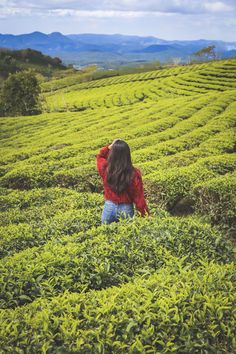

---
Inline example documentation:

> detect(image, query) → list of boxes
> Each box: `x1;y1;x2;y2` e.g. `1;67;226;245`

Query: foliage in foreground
0;215;234;309
0;260;235;353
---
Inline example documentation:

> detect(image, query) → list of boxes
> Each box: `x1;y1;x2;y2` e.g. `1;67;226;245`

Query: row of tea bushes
129;92;232;151
0;187;102;212
133;100;236;163
42;60;211;94
137;123;236;173
0;260;235;353
1;62;235;165
41;68;97;93
0;187;166;259
0;207;101;259
1;91;231;173
194;171;236;230
0;100;159;165
0;188;104;258
0;216;234;309
179;72;236;90
0;91;231;165
43;59;236;112
145;153;236;211
0;163;102;191
1;93;234;193
0;188;104;220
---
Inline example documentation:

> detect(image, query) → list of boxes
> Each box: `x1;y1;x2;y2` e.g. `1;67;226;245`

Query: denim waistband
105;199;133;206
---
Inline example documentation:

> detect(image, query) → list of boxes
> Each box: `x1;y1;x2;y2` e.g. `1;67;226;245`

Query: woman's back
96;141;149;222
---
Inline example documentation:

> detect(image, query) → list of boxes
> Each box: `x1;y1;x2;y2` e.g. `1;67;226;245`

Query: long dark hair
106;140;134;194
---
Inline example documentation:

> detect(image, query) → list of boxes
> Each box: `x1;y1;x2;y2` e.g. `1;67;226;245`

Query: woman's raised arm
96;144;110;178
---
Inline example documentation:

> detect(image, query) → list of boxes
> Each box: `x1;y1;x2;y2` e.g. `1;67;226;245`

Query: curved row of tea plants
43;58;236;112
0;215;234;309
0;188;104;258
0;259;235;353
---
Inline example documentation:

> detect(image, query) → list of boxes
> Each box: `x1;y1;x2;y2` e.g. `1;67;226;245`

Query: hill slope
0;58;235;353
0;47;67;81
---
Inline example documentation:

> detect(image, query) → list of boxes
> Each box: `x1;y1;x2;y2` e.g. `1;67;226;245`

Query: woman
96;139;150;224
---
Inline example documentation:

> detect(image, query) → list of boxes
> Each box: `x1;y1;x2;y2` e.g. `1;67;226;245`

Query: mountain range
0;32;235;68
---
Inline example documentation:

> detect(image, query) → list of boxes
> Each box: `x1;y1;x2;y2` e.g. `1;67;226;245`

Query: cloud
204;1;233;12
48;9;173;18
1;0;235;17
1;0;235;42
0;6;32;18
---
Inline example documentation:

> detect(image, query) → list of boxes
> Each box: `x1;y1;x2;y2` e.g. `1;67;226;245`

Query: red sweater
96;144;149;217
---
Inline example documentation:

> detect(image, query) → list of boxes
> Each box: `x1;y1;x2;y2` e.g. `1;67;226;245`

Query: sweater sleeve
96;144;110;178
132;169;150;217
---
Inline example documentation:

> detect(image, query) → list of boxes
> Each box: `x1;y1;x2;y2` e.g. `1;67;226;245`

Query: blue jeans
101;200;134;225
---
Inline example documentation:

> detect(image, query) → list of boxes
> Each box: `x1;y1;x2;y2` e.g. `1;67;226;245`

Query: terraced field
0;58;236;353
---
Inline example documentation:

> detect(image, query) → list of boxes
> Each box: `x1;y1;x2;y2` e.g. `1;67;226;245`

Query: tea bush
0;216;234;309
193;171;236;230
0;188;104;257
0;260;235;353
145;153;236;212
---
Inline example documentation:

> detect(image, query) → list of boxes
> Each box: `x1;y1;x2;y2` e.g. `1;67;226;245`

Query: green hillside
0;58;235;353
0;48;70;81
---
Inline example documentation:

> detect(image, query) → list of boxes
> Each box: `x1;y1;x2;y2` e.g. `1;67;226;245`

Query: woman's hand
108;139;120;150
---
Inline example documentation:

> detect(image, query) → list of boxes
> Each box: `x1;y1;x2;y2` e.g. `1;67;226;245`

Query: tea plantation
0;58;235;353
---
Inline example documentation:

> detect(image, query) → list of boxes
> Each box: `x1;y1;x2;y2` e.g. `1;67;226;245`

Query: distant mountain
136;44;175;53
224;50;236;57
0;31;75;52
68;33;167;45
0;32;167;53
0;32;235;67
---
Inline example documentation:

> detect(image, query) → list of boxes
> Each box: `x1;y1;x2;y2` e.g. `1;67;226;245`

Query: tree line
0;48;65;79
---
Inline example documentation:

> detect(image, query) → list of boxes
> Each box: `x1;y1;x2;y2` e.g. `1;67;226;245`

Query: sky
0;0;236;41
